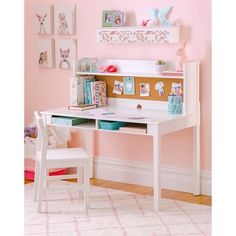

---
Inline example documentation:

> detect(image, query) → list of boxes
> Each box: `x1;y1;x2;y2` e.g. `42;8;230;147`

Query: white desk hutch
41;57;200;212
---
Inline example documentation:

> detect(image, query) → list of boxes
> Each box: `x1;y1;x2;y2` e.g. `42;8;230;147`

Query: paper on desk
127;116;147;120
88;108;107;116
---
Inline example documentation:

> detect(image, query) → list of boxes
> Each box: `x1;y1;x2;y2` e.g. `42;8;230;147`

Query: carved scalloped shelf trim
97;26;180;44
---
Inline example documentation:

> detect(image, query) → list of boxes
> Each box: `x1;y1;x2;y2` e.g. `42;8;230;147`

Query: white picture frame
54;4;76;35
34;4;53;35
55;39;77;69
35;39;54;68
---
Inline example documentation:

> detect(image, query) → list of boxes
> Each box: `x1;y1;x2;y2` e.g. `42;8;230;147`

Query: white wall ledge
97;26;180;44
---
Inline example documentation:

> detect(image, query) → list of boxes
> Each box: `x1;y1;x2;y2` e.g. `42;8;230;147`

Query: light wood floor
25;178;211;206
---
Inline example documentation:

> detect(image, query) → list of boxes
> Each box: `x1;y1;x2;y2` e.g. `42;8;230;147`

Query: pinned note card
113;80;124;95
123;77;135;95
171;83;182;96
140;83;150;97
155;81;165;96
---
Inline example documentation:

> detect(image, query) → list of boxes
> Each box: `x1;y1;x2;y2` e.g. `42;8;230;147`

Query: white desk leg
85;130;94;178
150;125;161;212
193;124;200;195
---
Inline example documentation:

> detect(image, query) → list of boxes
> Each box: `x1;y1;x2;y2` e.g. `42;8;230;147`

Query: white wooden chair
33;111;90;213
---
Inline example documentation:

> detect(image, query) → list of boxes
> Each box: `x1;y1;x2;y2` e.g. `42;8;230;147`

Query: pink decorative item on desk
176;41;187;72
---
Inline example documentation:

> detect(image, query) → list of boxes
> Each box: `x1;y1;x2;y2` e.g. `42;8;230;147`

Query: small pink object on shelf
175;41;187;72
142;19;150;26
98;65;107;73
107;65;117;72
99;64;118;73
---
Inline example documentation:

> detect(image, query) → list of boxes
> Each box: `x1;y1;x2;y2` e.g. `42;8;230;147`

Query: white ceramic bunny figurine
176;41;187;72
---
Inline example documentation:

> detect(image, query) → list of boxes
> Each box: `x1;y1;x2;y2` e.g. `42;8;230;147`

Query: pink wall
25;0;211;170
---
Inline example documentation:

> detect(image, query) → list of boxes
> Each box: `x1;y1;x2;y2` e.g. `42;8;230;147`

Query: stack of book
68;104;97;111
70;76;107;108
70;76;95;106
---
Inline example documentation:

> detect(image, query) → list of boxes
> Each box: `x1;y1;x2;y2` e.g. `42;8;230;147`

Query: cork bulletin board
95;75;184;101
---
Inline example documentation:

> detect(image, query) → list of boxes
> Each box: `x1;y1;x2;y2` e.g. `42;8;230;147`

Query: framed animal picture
34;4;53;35
112;11;125;27
35;39;54;68
54;4;76;35
102;10;115;27
55;39;77;69
102;10;125;27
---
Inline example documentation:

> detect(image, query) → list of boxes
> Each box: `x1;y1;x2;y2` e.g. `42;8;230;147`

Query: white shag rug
25;182;211;236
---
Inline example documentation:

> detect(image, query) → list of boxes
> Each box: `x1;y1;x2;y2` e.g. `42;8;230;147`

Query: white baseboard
93;157;211;196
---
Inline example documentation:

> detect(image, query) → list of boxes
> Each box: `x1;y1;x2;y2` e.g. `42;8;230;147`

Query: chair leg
83;163;90;210
37;165;45;213
33;159;40;202
44;169;49;188
77;167;83;184
77;167;83;199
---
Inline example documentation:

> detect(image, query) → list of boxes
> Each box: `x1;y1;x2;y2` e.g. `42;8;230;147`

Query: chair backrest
34;111;48;163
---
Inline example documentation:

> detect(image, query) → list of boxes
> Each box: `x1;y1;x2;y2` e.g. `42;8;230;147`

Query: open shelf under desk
97;120;149;135
49;121;96;130
49;122;151;135
96;128;152;136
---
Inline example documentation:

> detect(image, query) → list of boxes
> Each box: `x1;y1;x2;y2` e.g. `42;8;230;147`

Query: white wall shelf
97;26;180;44
76;71;183;79
74;59;183;79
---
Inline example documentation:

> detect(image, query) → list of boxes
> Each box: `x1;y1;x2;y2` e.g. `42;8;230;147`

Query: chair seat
38;148;90;169
46;147;90;160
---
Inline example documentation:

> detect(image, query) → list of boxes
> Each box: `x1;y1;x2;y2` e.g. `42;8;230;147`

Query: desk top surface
41;106;187;125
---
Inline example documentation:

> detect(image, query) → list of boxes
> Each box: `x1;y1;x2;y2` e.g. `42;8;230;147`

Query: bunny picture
58;12;69;35
176;41;187;72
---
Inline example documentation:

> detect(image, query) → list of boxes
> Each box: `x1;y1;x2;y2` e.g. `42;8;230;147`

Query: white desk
41;105;200;211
